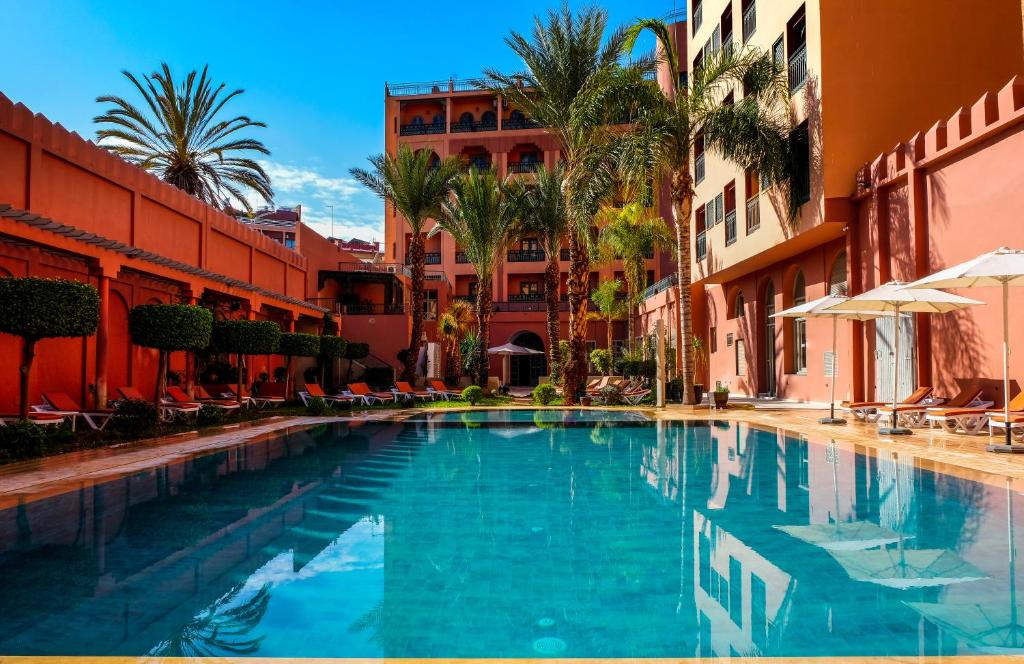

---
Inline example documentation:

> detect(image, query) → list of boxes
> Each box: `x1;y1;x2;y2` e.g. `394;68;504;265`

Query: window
797;435;809;488
694;133;706;184
787;5;808;92
736;338;746;376
715;193;724;225
520;281;539;295
751;575;767;649
742;0;756;42
481;110;496;128
423;290;438;320
724;182;737;246
521;237;540;251
772;35;785;67
729;557;743;627
744;169;761;233
696;206;708;259
693;0;703;32
709;326;718;353
790;120;811;205
720;3;733;52
734;291;745;319
829;251;848;295
792;271;807;374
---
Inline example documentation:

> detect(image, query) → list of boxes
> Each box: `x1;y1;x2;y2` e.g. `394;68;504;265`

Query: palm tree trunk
406;232;426;382
606;315;613;352
565;233;590;405
543;257;561;377
672;168;696;404
476;280;493;388
155;350;169;408
19;338;36;420
626;283;634;353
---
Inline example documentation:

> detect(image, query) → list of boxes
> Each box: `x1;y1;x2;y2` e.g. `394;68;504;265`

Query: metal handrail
725;210;737;246
742;2;756;42
455;251;470;264
746;194;760;233
639;273;679;302
695;153;706;184
507;249;546;262
335;262;410;277
451;119;498;133
509;293;545;302
788;43;808;93
508;162;540;174
696;231;707;259
399;122;445;136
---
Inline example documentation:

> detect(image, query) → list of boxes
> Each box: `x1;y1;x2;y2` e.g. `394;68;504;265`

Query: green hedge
320;335;348;359
0;277;99;340
278;332;320;358
212;319;281;355
129;303;213;351
343;341;370;361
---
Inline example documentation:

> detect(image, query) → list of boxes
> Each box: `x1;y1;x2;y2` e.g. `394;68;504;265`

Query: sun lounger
194;385;242;412
989;413;1024;439
0;411;68;426
348;382;397;404
38;391;114;431
428;380;460;400
844;386;935;422
116;386;199;422
160;386;204;421
395;381;435;401
300;383;354;408
251;382;286;408
879;386;986;429
927;391;1024;434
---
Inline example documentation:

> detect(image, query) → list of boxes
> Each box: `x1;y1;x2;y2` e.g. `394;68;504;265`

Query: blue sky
0;0;679;241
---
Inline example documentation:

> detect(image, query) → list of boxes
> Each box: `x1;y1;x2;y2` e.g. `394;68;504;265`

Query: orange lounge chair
168;386;240;415
251;382;287;408
195;385;243;412
989;412;1024;438
880;385;986;429
0;411;67;426
428;380;460;400
927;390;1024;434
39;391;114;431
395;381;436;401
348;382;397;404
843;386;935;422
300;383;354;408
117;386;199;422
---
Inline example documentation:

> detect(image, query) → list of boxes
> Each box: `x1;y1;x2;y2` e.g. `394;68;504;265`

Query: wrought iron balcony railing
405;252;441;265
308;301;407;315
399;122;446;136
335;262;410;277
695;153;706;184
503;117;542;130
508;161;540;174
696;231;707;260
639;273;678;302
451;120;498;133
455;251;470;264
746;194;760;233
509;293;545;303
742;2;756;42
454;294;477;304
725;210;737;246
559;248;570;261
789;43;808;93
507;249;546;262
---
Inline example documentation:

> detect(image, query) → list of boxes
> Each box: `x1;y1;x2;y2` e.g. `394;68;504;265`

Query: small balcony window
742;0;756;42
786;6;808;93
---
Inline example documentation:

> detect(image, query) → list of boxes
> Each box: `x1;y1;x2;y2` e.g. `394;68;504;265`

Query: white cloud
260;160;361;199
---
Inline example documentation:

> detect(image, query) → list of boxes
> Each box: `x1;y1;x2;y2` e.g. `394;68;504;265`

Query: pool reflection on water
0;414;1019;658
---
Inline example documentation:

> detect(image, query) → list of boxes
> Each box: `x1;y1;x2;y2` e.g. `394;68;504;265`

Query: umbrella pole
882;306;911;435
820;317;846;424
991;280;1021;452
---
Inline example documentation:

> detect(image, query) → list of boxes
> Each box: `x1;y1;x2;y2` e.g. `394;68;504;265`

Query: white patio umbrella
901;247;1024;452
826;282;982;435
488;342;543;385
773;295;897;425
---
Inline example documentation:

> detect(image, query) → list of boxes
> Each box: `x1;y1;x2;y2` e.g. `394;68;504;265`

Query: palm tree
430;168;522;387
596;202;675;351
94;64;273;210
151;584;271;657
351;145;463;381
511;163;569;379
622;21;795;404
485;4;649;403
437;299;474;382
590;278;628;352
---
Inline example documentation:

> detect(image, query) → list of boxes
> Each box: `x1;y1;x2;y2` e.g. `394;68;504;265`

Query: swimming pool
0;411;1019;658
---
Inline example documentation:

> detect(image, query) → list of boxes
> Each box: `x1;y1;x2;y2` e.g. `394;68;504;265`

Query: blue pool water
0;411;1020;658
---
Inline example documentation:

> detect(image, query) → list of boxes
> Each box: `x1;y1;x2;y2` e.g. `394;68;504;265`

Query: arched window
431;113;444;127
459;111;475;126
829;251;848;296
481;110;496;128
792;271;807;373
734;291;746;319
410;115;424;126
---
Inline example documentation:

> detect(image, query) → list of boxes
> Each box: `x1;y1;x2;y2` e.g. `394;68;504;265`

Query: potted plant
713;384;730;408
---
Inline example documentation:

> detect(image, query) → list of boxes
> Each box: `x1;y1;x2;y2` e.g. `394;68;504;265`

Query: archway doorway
762;281;777;397
509;331;547;386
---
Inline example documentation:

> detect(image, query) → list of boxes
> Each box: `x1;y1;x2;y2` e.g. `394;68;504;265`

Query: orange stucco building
637;0;1024;405
0;93;366;412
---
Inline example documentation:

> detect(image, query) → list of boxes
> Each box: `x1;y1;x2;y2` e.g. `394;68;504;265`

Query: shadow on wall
768;75;825;240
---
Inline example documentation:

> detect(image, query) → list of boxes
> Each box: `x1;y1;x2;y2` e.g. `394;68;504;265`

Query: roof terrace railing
335;261;411;278
640;273;679;302
387;77;490;97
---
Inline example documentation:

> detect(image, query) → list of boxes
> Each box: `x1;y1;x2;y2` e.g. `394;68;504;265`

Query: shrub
460;330;482;384
462;385;484;405
197;404;223;426
363;366;395;389
320;335;348;359
0;420;50;463
533;382;558;406
0;277;100;418
212;320;282;401
589;348;613;376
597;384;624;406
111;399;159;436
129;303;213;405
306;396;328;416
278;332;320;359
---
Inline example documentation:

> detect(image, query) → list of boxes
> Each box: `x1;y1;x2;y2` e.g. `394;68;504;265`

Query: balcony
509;293;545;303
455;251;471;264
742;2;756;42
640;273;678;301
503;117;541;131
308;300;407;316
463;158;492;172
336;261;410;277
406;252;441;265
507;249;546;262
493;300;547;313
696;231;707;260
454;294;476;304
695;153;706;184
725;210;737;246
451;119;497;134
788;43;808;93
400;121;445;137
508;161;540;174
746;194;760;233
559;248;570;261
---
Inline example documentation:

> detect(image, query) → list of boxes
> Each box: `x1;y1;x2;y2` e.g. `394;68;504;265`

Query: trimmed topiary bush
212;320;282;402
319;335;348;389
533;382;558;405
129;303;213;406
278;332;320;399
462;385;483;405
589;348;613;376
0;277;100;419
306;396;328;416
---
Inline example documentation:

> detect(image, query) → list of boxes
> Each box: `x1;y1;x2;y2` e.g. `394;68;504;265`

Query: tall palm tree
622;21;795;404
590;278;628;352
351;145;463;381
596;202;675;351
94;64;273;210
430;168;522;387
511;163;569;379
485;4;649;403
